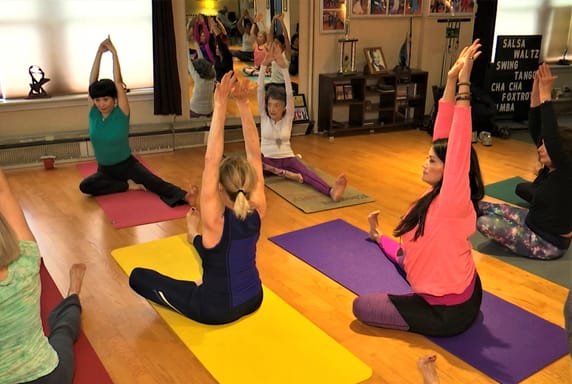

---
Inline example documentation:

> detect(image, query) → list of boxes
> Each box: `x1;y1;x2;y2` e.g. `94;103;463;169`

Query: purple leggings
476;201;564;260
262;156;331;196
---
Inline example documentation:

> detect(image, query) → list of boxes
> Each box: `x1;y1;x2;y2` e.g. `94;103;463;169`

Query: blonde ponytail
233;190;251;220
219;156;257;220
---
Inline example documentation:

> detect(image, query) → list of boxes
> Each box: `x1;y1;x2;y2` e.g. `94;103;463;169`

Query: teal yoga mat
484;176;530;207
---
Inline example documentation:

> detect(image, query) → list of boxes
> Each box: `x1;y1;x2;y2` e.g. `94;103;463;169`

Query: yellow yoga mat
112;235;372;384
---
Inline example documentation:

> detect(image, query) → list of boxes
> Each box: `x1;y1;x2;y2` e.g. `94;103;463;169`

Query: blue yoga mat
269;219;569;384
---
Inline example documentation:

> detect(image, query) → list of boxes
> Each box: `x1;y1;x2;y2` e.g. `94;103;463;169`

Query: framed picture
293;94;310;123
343;84;353;100
335;84;345;100
321;0;346;34
364;47;387;74
350;0;423;17
293;94;306;108
429;0;476;16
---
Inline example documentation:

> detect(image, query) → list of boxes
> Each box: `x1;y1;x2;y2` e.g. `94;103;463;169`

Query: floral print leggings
476;201;565;260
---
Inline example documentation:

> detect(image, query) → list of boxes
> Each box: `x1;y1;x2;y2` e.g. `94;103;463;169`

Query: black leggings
389;275;483;337
129;268;263;325
79;155;187;207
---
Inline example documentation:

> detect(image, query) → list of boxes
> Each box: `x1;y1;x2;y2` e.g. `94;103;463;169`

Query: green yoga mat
264;168;375;213
484;176;530;207
470;232;571;287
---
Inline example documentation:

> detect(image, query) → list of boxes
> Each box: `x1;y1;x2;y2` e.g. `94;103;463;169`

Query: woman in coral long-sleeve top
353;40;485;337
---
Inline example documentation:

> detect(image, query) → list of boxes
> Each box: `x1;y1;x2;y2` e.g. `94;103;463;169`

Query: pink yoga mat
76;161;189;228
40;260;113;383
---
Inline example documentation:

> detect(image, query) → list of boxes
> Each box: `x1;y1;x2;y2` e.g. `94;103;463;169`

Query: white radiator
0;122;309;168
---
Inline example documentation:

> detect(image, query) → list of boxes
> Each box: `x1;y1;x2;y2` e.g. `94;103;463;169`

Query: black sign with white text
488;35;542;121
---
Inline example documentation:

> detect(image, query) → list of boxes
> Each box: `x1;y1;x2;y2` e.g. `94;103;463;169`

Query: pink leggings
262;156;331;196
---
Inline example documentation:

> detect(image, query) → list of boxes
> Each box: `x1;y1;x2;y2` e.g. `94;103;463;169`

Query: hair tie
237;189;245;195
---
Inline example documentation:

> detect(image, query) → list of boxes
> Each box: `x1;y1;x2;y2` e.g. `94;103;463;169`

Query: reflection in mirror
185;0;300;119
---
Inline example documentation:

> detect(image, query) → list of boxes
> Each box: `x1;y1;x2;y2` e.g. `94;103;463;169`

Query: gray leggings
24;295;82;384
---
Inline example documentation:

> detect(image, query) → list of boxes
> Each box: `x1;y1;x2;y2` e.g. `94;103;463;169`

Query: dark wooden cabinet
318;70;428;136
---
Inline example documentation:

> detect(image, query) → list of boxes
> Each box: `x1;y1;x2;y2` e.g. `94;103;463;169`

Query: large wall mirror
185;0;301;118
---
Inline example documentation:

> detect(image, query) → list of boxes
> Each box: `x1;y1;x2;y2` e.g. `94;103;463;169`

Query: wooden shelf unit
318;70;428;136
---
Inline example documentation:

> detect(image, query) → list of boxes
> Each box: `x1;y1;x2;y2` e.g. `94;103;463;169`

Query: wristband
455;94;471;101
457;82;471;87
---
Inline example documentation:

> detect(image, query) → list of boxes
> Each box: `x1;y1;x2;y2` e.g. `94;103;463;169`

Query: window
494;0;572;62
0;0;152;99
544;4;572;61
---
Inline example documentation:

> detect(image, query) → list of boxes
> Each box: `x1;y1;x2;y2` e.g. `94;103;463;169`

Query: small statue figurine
27;65;51;99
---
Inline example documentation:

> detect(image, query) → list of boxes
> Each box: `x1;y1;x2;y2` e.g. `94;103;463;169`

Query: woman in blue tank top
129;71;267;324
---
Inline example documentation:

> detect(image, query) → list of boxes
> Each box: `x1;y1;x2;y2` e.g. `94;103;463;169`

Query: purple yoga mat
269;219;569;384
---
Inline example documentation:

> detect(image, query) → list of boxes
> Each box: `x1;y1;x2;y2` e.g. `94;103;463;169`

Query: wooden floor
5;129;572;383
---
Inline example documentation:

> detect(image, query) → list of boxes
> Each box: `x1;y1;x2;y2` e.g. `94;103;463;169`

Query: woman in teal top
80;37;196;207
0;166;86;384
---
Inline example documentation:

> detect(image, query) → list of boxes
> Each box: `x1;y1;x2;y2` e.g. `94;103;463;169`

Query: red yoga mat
76;161;189;228
40;260;113;383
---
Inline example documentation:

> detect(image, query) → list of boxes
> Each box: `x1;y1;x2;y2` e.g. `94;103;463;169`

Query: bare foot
417;355;440;384
330;173;347;202
185;185;199;206
127;179;146;191
368;210;381;242
285;170;304;183
67;263;86;297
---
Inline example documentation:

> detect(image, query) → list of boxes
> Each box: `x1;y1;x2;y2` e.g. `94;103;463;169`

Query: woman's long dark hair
393;139;484;240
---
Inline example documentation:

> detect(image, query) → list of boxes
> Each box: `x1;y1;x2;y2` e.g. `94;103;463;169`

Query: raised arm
253;12;266;44
232;80;266;218
537;63;572;170
237;10;251;34
257;44;274;112
528;68;543;145
274;47;294;120
249;21;260;46
88;41;106;107
275;14;291;61
268;15;277;46
199;72;236;245
439;40;481;215
193;15;209;44
433;40;479;140
210;16;227;38
103;38;129;116
0;168;34;242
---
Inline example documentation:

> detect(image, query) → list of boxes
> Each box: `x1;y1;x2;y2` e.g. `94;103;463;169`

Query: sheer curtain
0;0;152;99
